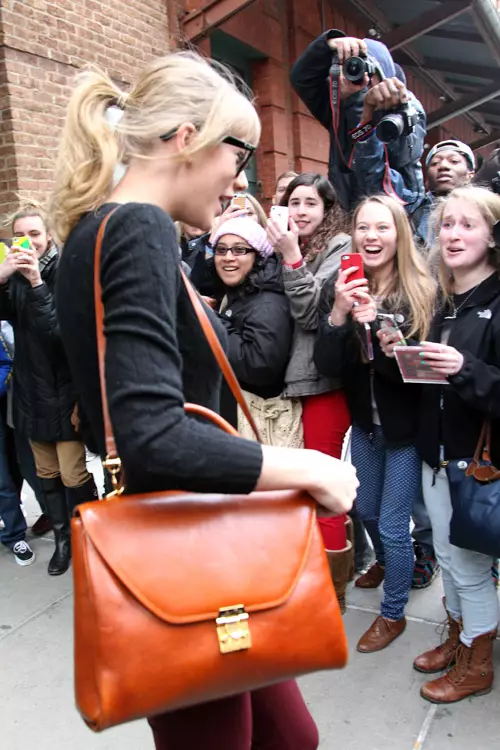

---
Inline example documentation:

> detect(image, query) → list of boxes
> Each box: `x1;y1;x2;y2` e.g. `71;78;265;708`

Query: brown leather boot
326;541;354;615
413;612;461;674
345;518;355;582
421;629;497;704
355;561;385;589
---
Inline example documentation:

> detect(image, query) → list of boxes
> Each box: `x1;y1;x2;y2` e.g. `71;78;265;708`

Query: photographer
291;30;426;214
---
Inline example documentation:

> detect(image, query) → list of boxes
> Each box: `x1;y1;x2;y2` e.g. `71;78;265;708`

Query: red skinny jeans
302;391;351;551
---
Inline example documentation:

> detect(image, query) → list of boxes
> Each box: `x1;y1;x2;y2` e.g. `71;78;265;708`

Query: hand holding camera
330;267;371;326
362;77;408;118
266;215;301;265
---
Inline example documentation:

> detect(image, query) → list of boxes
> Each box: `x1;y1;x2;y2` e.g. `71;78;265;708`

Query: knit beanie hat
364;38;396;80
212;217;274;258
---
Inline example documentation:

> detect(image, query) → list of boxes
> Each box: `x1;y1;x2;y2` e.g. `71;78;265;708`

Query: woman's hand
329;268;370;326
311;455;359;516
419;341;464;377
11;248;42;288
209;204;249;243
352;295;377;325
0;250;18;285
376;328;404;359
266;216;302;265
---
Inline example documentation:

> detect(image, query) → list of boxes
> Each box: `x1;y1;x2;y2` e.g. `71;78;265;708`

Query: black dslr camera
342;52;418;144
376;103;419;144
343;53;381;85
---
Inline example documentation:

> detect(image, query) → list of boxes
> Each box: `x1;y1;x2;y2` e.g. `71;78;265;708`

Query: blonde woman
414;186;500;704
315;195;436;653
50;52;357;749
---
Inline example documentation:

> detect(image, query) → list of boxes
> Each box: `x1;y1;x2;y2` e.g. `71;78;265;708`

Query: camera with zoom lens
375;103;418;144
342;53;381;85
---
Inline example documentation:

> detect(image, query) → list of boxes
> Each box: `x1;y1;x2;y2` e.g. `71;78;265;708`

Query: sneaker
12;540;35;567
412;544;440;589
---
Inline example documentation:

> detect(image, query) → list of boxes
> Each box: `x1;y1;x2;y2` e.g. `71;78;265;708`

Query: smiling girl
267;173;354;611
414;186;500;705
315;194;436;652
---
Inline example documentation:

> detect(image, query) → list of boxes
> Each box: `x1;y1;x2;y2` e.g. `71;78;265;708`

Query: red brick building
1;0;499;219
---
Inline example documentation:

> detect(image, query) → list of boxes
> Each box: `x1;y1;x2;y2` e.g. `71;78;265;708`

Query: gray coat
282;233;351;398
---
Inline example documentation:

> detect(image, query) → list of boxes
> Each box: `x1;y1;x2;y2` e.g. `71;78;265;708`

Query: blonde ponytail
50;70;125;242
51;51;260;243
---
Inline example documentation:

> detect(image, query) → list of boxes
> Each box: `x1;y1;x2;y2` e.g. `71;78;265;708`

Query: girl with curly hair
267;173;354;612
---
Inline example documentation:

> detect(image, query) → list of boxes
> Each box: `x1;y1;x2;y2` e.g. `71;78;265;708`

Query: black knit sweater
56;203;263;495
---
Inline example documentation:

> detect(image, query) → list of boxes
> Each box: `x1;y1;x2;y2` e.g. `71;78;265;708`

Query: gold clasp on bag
102;456;125;498
216;605;252;654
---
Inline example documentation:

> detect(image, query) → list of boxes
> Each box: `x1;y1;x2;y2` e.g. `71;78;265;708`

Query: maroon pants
303;391;351;551
148;680;319;750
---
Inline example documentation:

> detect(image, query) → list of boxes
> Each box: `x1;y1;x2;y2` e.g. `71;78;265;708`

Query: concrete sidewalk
1;469;499;750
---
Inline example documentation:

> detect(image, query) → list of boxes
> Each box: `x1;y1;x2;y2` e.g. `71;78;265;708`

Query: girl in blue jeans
315;195;436;653
414;186;500;704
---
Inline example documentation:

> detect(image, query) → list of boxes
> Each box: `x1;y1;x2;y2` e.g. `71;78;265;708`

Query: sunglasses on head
213;245;254;256
159;131;255;177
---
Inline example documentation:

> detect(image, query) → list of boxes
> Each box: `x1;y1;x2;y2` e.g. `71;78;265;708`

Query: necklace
443;283;480;320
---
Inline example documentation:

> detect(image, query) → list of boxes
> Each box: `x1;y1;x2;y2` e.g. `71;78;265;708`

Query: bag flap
75;490;316;625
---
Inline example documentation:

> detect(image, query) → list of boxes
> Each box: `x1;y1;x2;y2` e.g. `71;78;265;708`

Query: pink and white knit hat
212;217;274;258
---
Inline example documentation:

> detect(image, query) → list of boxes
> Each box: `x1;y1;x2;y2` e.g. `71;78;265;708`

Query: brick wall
0;0;170;219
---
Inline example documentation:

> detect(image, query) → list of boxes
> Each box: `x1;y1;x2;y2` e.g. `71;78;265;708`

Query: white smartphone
270;205;289;233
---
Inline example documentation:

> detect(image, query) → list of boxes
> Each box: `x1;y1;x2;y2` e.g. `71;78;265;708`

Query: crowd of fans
1;28;500;739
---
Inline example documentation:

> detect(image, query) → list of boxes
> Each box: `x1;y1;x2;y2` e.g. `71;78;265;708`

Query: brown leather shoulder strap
94;207;120;459
94;209;261;462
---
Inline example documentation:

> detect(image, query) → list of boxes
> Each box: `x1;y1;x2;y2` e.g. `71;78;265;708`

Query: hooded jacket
218;255;293;426
283;232;351;398
0;247;79;442
290;29;426;214
417;273;500;469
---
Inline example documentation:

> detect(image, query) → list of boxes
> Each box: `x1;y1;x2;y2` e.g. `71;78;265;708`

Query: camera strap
328;58;355;170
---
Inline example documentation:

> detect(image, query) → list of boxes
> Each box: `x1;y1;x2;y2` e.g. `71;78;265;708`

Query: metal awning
342;0;500;150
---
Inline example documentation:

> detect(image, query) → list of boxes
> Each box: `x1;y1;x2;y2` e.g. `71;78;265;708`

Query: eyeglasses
158;131;255;176
213;245;254;256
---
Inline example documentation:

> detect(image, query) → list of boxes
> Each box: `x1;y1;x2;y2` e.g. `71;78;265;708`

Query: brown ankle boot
345;518;355;582
326;541;354;615
413;613;461;674
355;561;385;589
421;629;497;704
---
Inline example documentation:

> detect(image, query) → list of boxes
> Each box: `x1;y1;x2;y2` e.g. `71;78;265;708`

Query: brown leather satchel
72;209;348;732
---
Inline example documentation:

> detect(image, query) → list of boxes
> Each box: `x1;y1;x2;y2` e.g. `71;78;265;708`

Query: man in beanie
414;140;476;248
291;30;426;213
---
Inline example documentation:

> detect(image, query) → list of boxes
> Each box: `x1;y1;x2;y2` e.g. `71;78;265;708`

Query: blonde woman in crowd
50;51;357;749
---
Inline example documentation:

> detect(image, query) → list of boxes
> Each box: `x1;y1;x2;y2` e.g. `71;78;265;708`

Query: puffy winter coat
218;255;293;427
0;247;79;442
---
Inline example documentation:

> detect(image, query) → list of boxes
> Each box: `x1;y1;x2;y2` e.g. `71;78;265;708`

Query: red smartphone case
340;253;364;282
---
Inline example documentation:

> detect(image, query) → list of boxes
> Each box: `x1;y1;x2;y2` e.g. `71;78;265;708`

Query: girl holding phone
267;173;355;612
314;195;436;652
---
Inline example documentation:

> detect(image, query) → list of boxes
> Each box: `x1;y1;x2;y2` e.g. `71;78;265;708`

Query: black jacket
219;256;293;427
417;273;500;469
290;30;426;214
0;248;78;442
181;233;224;300
314;275;421;444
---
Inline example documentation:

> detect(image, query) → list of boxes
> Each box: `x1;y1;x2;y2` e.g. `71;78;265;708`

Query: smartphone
0;236;30;261
231;193;248;210
377;313;407;345
340;253;364;282
270;205;289;233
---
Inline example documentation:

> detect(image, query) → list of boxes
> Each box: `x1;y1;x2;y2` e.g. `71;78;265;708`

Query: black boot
40;476;71;576
65;475;99;517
